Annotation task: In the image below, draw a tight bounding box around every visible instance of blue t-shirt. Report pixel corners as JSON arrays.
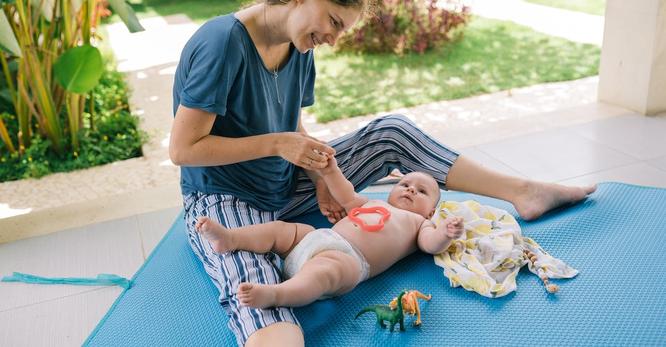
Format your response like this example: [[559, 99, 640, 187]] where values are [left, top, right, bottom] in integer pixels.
[[173, 14, 316, 211]]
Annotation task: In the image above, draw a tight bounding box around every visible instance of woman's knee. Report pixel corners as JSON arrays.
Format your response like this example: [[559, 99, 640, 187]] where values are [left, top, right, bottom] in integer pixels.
[[373, 113, 417, 129], [370, 114, 426, 142]]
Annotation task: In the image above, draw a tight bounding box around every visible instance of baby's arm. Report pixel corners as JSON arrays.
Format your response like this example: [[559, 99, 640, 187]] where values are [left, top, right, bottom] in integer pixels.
[[416, 216, 464, 254], [315, 155, 368, 211]]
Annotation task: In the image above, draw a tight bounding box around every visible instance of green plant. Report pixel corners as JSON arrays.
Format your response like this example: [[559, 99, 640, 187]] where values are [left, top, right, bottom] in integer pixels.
[[525, 0, 606, 16], [0, 68, 146, 182], [336, 0, 471, 55], [313, 16, 600, 122], [0, 0, 143, 159]]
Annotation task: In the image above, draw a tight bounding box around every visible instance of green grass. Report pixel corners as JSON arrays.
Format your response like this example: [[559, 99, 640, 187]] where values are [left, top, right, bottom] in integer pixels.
[[106, 2, 600, 123], [312, 16, 600, 122], [525, 0, 606, 16], [116, 0, 248, 23]]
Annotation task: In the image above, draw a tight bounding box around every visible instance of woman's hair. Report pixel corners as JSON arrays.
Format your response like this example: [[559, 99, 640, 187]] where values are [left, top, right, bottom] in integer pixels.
[[264, 0, 373, 14]]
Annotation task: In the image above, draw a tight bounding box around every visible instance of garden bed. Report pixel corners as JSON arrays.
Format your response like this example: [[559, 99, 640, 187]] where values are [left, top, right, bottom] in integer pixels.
[[0, 69, 146, 182]]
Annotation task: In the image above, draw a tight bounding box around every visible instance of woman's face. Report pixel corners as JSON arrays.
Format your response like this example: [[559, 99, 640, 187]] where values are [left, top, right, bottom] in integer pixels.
[[287, 0, 362, 53]]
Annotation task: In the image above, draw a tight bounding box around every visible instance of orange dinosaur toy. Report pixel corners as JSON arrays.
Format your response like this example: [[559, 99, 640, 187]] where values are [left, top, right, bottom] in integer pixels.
[[389, 290, 432, 326]]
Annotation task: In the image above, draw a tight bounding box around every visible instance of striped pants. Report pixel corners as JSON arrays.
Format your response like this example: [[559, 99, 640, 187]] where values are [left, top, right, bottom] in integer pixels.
[[182, 114, 459, 346]]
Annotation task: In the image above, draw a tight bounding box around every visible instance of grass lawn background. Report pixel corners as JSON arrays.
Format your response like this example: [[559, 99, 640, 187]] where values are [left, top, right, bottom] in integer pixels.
[[112, 0, 600, 122], [525, 0, 606, 16]]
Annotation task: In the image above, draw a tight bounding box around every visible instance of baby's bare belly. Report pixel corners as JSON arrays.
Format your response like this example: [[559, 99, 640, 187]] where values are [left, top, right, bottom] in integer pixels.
[[332, 219, 417, 278]]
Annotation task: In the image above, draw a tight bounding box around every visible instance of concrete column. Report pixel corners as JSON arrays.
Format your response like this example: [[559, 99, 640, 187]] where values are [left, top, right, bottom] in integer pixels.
[[598, 0, 666, 115]]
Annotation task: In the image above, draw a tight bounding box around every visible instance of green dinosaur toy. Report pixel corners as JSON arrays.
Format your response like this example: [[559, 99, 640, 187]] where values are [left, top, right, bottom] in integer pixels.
[[355, 291, 406, 332]]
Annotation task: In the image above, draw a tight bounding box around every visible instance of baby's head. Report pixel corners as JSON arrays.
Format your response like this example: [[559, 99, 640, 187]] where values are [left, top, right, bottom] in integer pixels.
[[387, 172, 440, 219]]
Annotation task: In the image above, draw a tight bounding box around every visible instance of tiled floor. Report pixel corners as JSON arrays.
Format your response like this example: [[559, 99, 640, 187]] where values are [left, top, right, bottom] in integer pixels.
[[2, 112, 666, 346], [0, 206, 181, 346]]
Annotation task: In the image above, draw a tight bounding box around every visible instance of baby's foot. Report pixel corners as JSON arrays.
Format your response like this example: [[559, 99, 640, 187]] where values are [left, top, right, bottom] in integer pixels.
[[514, 182, 596, 221], [237, 282, 278, 309], [195, 216, 235, 253]]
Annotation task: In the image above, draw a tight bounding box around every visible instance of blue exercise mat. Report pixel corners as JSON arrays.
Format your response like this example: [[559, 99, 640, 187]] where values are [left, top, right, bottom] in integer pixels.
[[85, 182, 666, 346]]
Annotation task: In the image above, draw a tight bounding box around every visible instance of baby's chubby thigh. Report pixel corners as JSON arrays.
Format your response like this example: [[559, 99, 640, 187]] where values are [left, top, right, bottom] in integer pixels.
[[303, 250, 362, 296]]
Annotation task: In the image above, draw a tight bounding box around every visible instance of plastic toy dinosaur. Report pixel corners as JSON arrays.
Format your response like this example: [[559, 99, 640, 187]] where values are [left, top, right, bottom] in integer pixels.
[[355, 291, 406, 332], [389, 290, 432, 326]]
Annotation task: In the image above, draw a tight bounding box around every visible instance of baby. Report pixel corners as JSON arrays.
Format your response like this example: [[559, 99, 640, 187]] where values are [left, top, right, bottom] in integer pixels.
[[196, 156, 464, 308]]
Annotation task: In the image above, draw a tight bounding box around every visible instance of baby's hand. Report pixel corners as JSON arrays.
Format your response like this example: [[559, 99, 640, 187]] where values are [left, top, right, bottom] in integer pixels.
[[443, 216, 464, 239], [315, 153, 338, 176]]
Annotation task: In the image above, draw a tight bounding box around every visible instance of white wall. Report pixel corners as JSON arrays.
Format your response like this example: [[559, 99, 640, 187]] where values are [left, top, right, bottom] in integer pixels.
[[598, 0, 666, 115]]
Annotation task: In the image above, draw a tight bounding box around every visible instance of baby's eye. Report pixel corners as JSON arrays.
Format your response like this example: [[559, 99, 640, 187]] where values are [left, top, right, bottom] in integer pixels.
[[419, 189, 426, 194], [330, 17, 339, 29], [400, 183, 408, 187]]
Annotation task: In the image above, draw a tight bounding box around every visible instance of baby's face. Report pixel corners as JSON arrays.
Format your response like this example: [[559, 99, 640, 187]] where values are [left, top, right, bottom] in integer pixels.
[[387, 172, 440, 218]]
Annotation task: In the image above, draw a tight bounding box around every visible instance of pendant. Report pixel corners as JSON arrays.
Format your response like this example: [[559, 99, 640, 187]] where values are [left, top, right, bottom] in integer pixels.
[[273, 70, 281, 104]]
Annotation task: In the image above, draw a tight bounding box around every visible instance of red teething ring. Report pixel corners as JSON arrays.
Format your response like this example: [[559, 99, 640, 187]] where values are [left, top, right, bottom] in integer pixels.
[[348, 206, 391, 232]]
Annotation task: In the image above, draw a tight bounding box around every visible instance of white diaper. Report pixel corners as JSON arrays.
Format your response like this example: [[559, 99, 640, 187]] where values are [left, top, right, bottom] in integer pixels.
[[283, 228, 370, 284]]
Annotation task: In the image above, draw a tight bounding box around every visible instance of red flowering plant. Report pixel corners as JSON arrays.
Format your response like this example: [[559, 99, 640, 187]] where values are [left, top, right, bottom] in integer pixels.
[[336, 0, 471, 55]]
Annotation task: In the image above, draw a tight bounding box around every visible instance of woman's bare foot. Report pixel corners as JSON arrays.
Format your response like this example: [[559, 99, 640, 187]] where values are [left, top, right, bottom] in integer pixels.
[[195, 216, 236, 253], [513, 182, 597, 221], [238, 282, 278, 308]]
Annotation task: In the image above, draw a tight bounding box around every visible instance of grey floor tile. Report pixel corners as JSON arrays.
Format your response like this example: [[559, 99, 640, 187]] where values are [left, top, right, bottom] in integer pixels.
[[559, 162, 666, 188], [0, 287, 121, 347], [571, 114, 666, 160], [136, 207, 182, 259], [477, 128, 638, 181], [647, 155, 666, 172], [458, 146, 526, 177], [0, 216, 143, 312]]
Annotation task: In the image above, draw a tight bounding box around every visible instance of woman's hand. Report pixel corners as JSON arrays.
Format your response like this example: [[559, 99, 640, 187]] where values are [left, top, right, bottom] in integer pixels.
[[315, 179, 346, 223], [277, 132, 335, 170], [314, 154, 338, 177]]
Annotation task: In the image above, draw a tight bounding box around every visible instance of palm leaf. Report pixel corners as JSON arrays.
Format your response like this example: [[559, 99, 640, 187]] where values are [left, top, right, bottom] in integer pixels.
[[107, 0, 144, 33], [0, 11, 21, 57]]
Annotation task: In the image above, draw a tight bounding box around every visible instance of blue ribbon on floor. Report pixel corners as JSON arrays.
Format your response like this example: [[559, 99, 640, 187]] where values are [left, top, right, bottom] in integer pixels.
[[1, 272, 132, 289]]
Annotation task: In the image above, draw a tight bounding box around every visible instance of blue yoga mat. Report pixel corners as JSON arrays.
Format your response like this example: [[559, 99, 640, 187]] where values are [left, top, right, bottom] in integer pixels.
[[85, 183, 666, 346]]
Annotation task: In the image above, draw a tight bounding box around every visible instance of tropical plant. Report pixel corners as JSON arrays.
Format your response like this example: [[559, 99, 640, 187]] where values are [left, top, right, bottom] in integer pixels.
[[0, 68, 146, 182], [336, 0, 471, 55], [0, 0, 143, 158]]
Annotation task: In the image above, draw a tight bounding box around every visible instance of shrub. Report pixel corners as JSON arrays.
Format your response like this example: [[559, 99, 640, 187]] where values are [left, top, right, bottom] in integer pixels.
[[0, 0, 143, 156], [0, 69, 146, 182], [336, 0, 471, 55]]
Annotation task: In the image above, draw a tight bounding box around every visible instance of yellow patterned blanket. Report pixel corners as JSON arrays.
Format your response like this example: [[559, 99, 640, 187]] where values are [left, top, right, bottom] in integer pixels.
[[432, 200, 578, 298]]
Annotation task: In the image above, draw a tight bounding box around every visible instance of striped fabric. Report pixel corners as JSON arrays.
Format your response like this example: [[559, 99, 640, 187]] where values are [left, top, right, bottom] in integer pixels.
[[182, 114, 459, 345]]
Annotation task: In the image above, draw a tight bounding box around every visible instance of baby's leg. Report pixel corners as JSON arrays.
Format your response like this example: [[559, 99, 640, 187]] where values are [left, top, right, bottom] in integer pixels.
[[238, 250, 362, 308], [196, 217, 314, 257]]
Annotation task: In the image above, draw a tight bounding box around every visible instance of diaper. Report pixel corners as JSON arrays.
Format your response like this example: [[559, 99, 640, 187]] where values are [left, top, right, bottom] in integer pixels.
[[283, 228, 370, 284]]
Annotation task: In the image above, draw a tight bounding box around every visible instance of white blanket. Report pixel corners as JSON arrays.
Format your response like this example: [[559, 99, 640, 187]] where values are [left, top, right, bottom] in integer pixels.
[[432, 200, 578, 298]]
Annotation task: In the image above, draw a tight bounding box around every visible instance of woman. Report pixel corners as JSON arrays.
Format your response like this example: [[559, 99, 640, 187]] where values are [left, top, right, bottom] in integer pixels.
[[169, 0, 595, 345]]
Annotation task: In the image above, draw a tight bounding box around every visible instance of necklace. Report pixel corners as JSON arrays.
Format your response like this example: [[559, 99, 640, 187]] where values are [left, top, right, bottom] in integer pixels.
[[263, 5, 281, 105]]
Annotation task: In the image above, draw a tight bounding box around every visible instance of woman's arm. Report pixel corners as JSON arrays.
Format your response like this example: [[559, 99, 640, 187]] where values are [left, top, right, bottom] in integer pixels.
[[169, 105, 335, 167], [169, 105, 276, 166]]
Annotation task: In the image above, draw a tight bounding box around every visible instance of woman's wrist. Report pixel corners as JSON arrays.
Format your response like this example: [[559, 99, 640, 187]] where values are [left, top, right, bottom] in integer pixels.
[[269, 132, 288, 157]]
